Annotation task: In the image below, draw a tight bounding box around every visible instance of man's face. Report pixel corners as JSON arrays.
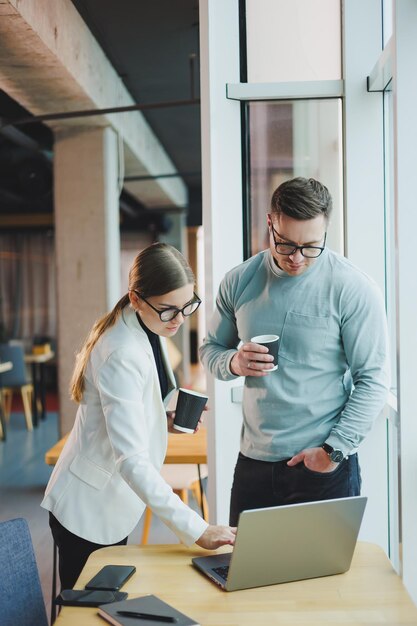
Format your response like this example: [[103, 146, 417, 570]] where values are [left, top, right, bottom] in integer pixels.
[[267, 213, 327, 276]]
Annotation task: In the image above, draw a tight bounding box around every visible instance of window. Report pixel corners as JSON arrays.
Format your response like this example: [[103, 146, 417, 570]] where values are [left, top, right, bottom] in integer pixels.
[[248, 99, 343, 256]]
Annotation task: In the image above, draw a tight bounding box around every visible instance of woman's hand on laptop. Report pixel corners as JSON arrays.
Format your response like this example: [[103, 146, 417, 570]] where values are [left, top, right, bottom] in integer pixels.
[[287, 447, 338, 473], [196, 525, 237, 549]]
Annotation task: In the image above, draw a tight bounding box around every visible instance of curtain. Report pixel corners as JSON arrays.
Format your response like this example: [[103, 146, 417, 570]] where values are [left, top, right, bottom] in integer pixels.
[[0, 233, 56, 344]]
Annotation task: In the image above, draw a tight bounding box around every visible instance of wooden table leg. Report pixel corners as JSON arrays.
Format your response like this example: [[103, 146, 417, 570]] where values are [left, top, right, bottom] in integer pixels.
[[197, 464, 206, 520], [31, 362, 39, 427], [0, 389, 6, 441], [40, 362, 47, 420]]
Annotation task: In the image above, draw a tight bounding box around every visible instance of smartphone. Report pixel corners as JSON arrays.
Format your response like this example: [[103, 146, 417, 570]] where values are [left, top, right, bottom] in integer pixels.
[[84, 564, 136, 590], [55, 589, 128, 607]]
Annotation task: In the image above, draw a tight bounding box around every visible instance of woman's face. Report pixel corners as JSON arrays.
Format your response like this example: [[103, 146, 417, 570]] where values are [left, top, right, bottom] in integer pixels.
[[131, 283, 195, 337]]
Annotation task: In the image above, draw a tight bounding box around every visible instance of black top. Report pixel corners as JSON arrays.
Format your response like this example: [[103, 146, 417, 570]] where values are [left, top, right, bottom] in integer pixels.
[[136, 314, 169, 400]]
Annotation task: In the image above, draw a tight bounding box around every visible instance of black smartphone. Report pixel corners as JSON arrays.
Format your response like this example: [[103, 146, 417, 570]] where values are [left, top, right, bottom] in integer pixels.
[[55, 589, 128, 607], [84, 564, 136, 590]]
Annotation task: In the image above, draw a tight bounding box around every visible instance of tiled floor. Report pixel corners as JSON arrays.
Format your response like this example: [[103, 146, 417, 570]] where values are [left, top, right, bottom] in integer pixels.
[[0, 405, 202, 624]]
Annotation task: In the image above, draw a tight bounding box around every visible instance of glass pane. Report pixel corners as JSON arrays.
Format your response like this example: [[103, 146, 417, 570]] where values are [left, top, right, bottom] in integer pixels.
[[383, 0, 393, 46], [383, 84, 397, 395], [383, 82, 400, 572], [248, 99, 343, 256], [246, 0, 341, 82]]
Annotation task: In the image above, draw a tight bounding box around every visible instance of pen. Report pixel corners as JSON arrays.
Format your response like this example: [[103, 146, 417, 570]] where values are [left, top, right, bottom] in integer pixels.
[[116, 611, 177, 623]]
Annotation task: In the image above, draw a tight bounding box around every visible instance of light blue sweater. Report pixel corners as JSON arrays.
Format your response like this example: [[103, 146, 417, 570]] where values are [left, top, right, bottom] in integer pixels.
[[200, 249, 389, 460]]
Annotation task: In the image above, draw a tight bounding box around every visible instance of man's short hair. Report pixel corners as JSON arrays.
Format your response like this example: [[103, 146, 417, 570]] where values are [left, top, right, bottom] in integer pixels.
[[270, 177, 333, 221]]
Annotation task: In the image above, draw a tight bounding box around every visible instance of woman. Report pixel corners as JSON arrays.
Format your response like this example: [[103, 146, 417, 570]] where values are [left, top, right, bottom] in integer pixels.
[[42, 243, 236, 589]]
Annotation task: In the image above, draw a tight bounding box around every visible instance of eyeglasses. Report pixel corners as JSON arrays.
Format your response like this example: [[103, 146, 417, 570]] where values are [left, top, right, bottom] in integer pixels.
[[269, 224, 327, 258], [135, 291, 201, 322]]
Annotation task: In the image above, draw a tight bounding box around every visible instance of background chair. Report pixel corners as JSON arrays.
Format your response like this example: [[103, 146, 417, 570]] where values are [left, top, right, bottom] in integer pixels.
[[0, 518, 48, 626], [141, 464, 209, 544], [0, 344, 33, 431]]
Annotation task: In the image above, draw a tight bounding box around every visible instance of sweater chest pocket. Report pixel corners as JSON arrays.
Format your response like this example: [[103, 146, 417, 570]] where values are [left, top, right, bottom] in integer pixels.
[[278, 311, 329, 366]]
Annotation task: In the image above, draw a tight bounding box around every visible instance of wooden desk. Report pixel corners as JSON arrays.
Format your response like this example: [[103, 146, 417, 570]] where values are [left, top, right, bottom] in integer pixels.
[[46, 428, 208, 623], [25, 351, 54, 426], [54, 542, 417, 625], [45, 427, 207, 467], [0, 361, 12, 441]]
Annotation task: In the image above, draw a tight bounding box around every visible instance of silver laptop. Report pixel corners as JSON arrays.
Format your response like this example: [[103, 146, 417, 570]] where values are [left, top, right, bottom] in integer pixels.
[[192, 496, 367, 591]]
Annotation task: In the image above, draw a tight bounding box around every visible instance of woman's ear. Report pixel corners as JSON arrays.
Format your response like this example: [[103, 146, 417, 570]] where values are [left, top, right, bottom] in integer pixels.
[[128, 290, 140, 310]]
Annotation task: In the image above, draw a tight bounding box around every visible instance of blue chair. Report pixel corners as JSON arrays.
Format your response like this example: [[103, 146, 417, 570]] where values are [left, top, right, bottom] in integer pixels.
[[0, 518, 48, 626], [0, 344, 33, 431]]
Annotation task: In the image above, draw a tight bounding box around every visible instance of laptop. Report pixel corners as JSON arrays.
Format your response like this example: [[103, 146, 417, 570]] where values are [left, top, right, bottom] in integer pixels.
[[192, 495, 367, 591]]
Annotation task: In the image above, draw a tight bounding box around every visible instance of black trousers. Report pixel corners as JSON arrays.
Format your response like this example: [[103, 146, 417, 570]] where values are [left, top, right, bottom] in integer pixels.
[[229, 452, 361, 526], [49, 513, 128, 590]]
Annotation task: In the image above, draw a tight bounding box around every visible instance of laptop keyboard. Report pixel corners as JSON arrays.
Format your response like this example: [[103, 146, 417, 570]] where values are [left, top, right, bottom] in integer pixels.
[[212, 565, 229, 581]]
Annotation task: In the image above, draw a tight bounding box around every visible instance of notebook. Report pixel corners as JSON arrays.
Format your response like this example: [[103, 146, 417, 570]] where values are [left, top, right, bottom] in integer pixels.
[[98, 594, 199, 626], [192, 495, 367, 591]]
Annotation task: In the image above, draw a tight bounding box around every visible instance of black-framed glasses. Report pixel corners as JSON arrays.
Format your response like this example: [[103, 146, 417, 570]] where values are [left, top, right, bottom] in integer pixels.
[[270, 224, 327, 258], [135, 291, 201, 322]]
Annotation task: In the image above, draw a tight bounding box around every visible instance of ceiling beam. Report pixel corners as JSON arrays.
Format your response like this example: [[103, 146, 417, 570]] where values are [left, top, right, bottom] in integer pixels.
[[0, 0, 187, 208]]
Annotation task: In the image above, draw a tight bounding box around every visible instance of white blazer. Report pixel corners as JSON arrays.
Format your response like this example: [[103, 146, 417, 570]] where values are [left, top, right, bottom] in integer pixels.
[[41, 306, 208, 545]]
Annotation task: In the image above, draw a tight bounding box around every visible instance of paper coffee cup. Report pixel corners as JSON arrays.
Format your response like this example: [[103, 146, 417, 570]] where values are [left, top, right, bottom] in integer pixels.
[[250, 334, 279, 371], [173, 388, 208, 433]]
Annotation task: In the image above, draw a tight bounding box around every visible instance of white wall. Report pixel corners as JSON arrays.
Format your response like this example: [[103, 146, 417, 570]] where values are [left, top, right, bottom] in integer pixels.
[[342, 0, 388, 551], [199, 0, 244, 523]]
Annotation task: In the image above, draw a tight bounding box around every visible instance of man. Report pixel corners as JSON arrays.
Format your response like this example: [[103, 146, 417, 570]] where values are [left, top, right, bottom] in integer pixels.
[[200, 177, 389, 525]]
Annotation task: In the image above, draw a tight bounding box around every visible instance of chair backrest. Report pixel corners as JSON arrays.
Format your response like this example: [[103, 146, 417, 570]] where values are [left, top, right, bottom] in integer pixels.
[[0, 344, 28, 387], [0, 518, 48, 626]]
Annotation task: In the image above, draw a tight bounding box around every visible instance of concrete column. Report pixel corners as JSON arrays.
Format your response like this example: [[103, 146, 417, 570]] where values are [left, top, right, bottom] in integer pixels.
[[54, 126, 120, 434], [160, 211, 190, 386]]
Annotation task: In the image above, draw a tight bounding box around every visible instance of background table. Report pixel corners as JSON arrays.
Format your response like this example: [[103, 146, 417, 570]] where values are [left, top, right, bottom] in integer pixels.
[[53, 542, 417, 626], [45, 428, 207, 518], [45, 427, 207, 467], [45, 427, 207, 516], [45, 427, 207, 520], [46, 427, 207, 511]]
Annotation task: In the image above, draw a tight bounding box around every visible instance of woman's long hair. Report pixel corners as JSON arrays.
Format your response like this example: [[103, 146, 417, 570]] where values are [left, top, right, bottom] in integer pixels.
[[70, 242, 195, 402]]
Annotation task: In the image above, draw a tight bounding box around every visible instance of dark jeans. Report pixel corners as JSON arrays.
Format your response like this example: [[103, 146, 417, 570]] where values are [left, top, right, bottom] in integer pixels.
[[49, 513, 128, 590], [229, 452, 361, 526]]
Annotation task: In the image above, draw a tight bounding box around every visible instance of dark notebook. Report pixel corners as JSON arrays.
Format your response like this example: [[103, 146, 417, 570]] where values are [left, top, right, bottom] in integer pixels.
[[97, 594, 200, 626]]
